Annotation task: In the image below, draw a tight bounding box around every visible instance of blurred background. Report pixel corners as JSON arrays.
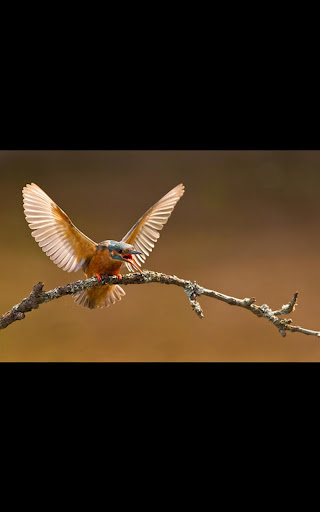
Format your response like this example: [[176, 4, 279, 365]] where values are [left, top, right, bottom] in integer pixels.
[[1, 150, 320, 361]]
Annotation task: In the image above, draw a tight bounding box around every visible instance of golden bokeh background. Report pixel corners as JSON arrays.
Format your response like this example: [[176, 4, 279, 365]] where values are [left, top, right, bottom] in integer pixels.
[[1, 150, 320, 361]]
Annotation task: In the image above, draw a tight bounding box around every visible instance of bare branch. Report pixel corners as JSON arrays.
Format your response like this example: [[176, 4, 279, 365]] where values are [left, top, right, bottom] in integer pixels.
[[273, 292, 299, 316], [1, 271, 319, 338]]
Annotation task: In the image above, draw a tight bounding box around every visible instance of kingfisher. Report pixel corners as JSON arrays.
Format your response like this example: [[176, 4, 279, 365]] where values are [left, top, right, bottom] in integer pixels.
[[22, 182, 185, 309]]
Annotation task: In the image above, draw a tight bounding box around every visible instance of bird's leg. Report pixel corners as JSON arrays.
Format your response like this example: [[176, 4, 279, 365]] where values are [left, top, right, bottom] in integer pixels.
[[115, 273, 122, 281]]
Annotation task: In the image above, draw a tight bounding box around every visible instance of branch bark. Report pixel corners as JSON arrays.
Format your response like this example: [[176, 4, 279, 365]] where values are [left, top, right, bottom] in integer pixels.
[[1, 271, 319, 338]]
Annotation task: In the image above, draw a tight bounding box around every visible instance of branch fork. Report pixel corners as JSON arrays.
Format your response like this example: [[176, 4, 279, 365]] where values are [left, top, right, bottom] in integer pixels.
[[1, 271, 319, 339]]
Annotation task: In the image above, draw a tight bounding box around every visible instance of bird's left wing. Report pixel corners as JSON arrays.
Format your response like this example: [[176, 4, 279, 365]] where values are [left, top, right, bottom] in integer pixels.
[[23, 183, 97, 272], [121, 184, 185, 272]]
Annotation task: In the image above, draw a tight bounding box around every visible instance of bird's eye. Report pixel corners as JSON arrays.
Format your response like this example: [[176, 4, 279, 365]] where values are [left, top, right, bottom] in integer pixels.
[[118, 249, 123, 254]]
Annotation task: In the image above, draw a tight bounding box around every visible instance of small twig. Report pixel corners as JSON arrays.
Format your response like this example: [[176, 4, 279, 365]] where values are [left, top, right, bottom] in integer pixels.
[[273, 292, 298, 316], [0, 271, 319, 339]]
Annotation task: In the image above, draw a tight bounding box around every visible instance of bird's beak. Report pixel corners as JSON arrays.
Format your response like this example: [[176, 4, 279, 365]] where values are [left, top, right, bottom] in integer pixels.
[[129, 258, 143, 273], [121, 250, 143, 273]]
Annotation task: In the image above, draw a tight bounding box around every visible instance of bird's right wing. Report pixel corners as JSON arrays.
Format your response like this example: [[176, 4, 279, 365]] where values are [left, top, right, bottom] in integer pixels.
[[23, 183, 97, 272], [121, 184, 185, 272]]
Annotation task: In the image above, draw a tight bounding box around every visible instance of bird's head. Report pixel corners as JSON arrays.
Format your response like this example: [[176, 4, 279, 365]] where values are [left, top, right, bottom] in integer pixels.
[[101, 240, 142, 272]]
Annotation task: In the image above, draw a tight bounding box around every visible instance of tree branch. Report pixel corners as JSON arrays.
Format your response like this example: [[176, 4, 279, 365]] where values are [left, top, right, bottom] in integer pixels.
[[1, 271, 319, 338]]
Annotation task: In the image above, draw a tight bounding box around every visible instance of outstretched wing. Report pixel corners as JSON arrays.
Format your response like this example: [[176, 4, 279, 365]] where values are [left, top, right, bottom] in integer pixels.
[[23, 183, 97, 272], [121, 183, 185, 272]]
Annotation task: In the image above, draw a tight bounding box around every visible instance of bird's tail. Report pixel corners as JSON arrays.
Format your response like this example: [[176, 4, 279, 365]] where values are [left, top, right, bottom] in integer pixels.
[[73, 284, 126, 309]]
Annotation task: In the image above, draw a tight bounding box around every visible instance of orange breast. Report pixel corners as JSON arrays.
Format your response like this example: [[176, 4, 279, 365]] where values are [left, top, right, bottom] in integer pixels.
[[85, 249, 122, 278]]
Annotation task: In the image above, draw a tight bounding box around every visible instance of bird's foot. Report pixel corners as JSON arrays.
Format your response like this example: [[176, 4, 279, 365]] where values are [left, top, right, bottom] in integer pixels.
[[96, 273, 122, 282]]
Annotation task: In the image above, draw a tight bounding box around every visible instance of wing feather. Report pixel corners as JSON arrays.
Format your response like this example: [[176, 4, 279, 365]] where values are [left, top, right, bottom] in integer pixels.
[[23, 183, 97, 272], [121, 183, 184, 271]]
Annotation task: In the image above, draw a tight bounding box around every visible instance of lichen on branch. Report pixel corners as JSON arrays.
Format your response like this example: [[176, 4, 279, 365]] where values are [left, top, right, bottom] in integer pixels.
[[0, 271, 319, 338]]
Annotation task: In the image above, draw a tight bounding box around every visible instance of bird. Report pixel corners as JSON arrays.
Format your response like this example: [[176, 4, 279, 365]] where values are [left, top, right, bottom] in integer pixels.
[[22, 182, 185, 309]]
